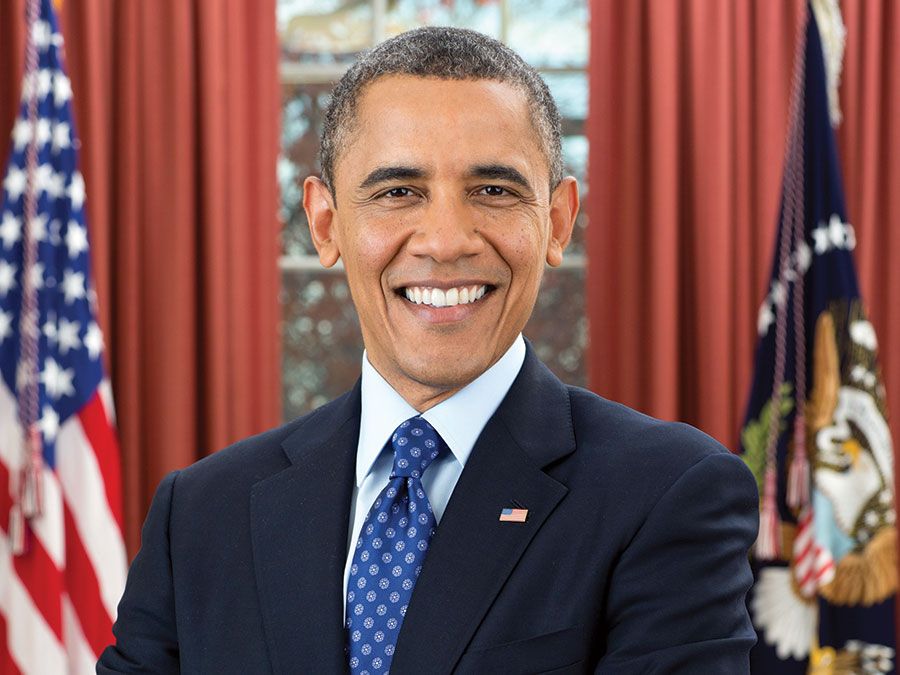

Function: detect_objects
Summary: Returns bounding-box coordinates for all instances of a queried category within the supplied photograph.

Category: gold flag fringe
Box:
[819,526,897,606]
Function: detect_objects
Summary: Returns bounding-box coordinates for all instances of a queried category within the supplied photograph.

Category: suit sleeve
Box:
[596,452,759,674]
[97,471,181,674]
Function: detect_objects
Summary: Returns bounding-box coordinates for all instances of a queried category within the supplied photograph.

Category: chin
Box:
[401,352,491,393]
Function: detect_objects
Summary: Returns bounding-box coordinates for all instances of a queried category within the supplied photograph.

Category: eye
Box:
[379,187,415,199]
[473,185,520,202]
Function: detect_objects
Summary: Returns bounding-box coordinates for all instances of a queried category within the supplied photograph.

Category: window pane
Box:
[279,1,374,64]
[562,136,587,188]
[526,267,587,387]
[280,82,331,257]
[384,0,502,39]
[282,270,364,419]
[506,0,588,68]
[562,135,588,256]
[543,71,587,122]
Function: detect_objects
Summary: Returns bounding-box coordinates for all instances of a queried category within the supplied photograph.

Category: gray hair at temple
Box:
[318,26,564,197]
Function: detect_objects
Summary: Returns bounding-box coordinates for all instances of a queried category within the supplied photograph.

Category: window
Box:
[278,0,588,418]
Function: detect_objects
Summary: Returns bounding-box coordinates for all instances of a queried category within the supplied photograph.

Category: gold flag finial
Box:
[810,0,847,128]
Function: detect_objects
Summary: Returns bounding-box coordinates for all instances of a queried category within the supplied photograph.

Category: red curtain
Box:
[587,0,900,457]
[0,0,283,555]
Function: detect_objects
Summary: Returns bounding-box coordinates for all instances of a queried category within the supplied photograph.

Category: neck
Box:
[362,336,523,413]
[364,357,472,413]
[402,383,462,413]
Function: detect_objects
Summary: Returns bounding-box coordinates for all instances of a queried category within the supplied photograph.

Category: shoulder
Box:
[172,387,358,497]
[561,384,754,508]
[567,384,729,463]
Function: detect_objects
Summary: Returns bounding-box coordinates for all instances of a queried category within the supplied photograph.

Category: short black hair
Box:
[319,26,563,195]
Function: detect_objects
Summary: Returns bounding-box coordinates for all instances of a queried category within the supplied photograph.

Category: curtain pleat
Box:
[0,0,282,556]
[587,0,899,462]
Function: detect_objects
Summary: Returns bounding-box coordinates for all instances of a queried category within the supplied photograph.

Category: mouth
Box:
[397,284,493,308]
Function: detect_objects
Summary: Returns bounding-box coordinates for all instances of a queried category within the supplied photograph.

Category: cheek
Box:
[346,217,408,280]
[481,215,549,278]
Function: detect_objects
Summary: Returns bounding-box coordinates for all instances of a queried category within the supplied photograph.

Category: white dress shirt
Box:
[342,334,526,616]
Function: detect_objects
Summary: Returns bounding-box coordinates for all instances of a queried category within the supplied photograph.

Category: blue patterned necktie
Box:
[346,416,445,675]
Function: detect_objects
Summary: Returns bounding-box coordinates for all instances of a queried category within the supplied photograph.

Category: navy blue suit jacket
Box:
[98,348,758,674]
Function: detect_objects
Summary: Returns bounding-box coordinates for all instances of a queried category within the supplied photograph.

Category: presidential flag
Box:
[0,0,127,671]
[739,3,896,672]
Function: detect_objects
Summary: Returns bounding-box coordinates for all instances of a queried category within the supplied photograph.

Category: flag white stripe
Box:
[56,416,127,621]
[98,378,116,426]
[62,593,99,675]
[0,383,65,569]
[0,535,68,675]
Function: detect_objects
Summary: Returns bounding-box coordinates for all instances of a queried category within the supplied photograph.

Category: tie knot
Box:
[390,416,443,479]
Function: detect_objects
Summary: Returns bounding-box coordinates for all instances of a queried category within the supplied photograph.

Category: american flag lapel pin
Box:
[499,506,529,523]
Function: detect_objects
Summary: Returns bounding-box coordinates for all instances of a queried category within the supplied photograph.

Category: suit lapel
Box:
[391,348,575,675]
[250,385,360,675]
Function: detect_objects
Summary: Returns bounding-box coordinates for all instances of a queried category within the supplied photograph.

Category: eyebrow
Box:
[358,166,427,190]
[467,164,532,191]
[355,163,534,192]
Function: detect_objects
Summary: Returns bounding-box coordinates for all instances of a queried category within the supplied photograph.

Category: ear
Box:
[303,176,341,267]
[546,176,579,267]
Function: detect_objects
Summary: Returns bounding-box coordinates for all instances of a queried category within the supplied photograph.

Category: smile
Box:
[402,284,488,308]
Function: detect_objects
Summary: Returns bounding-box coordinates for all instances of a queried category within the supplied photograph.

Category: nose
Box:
[406,194,484,262]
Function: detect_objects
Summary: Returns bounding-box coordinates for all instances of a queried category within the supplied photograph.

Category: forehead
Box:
[336,75,546,182]
[356,74,529,118]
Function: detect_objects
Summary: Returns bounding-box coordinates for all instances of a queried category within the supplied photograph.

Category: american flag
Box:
[0,0,127,672]
[498,508,528,523]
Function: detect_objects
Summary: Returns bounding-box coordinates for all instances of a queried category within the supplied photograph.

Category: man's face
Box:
[305,75,578,409]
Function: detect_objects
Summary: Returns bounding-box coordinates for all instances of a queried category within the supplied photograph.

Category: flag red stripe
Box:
[813,560,835,581]
[77,391,124,530]
[798,566,815,587]
[798,558,835,588]
[0,606,23,675]
[2,454,116,658]
[1,458,64,643]
[794,538,814,563]
[0,456,11,532]
[63,502,115,655]
[9,533,65,643]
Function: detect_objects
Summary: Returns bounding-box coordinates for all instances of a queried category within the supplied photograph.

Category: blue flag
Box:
[740,6,896,672]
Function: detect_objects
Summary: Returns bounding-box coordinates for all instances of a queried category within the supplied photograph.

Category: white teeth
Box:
[402,284,488,308]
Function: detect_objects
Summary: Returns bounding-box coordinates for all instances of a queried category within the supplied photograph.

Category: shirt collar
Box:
[356,334,526,487]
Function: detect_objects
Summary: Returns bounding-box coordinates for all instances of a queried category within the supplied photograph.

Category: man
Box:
[99,27,758,674]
